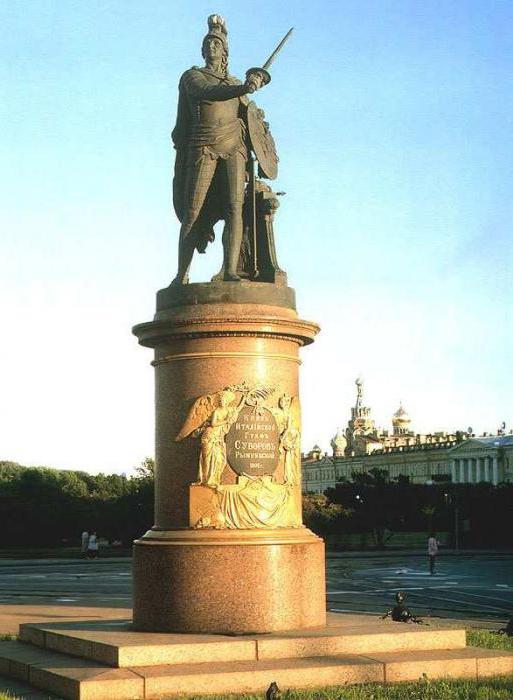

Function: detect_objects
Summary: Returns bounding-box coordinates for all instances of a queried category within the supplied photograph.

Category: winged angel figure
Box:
[175,383,275,486]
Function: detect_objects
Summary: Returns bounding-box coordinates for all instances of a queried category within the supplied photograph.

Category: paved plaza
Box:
[0,552,511,623]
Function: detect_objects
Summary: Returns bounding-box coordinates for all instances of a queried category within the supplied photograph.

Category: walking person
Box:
[87,532,99,559]
[428,532,439,575]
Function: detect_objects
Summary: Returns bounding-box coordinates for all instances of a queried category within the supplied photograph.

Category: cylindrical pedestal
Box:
[133,529,325,634]
[132,281,325,633]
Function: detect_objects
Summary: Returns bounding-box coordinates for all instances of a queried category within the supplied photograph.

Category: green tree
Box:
[134,457,155,480]
[326,469,407,549]
[421,504,436,532]
[302,493,353,538]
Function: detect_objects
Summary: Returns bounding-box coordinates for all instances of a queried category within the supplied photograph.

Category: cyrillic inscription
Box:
[226,406,280,477]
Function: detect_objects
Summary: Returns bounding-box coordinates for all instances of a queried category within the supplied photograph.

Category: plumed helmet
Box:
[202,14,229,54]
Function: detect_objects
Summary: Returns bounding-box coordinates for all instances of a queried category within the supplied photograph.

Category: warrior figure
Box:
[171,14,268,284]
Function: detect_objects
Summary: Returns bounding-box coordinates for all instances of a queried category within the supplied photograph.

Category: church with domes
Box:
[302,377,512,492]
[339,377,445,458]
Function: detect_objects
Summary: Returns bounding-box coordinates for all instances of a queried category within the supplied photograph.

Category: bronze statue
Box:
[382,591,426,624]
[171,15,289,285]
[497,616,513,637]
[266,681,281,699]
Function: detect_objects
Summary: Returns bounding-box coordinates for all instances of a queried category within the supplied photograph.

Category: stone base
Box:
[132,528,326,634]
[3,613,513,699]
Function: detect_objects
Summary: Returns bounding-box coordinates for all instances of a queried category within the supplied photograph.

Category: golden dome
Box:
[392,403,411,425]
[330,428,347,457]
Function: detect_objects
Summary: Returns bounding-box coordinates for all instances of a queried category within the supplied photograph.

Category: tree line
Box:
[0,459,154,548]
[303,468,513,549]
[1,461,511,550]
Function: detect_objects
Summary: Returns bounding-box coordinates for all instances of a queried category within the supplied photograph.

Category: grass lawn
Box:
[4,681,512,700]
[186,677,513,699]
[467,629,513,651]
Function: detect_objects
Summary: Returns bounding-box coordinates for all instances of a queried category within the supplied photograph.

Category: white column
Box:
[484,457,490,482]
[451,460,456,483]
[492,456,499,485]
[468,458,475,483]
[459,459,465,483]
[476,457,482,482]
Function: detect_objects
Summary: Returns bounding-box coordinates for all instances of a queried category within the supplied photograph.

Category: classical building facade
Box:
[448,435,513,485]
[302,378,513,493]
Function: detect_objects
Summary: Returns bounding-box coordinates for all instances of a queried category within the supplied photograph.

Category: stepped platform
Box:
[0,613,512,699]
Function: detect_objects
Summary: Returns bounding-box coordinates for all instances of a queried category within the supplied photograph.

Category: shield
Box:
[246,101,279,180]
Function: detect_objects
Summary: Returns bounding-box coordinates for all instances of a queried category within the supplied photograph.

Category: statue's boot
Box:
[224,270,241,281]
[170,273,190,286]
[211,266,225,282]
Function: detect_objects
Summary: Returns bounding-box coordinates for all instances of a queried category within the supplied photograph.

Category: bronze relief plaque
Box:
[226,405,280,477]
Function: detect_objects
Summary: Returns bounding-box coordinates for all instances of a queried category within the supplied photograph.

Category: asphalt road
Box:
[327,552,513,621]
[0,553,511,621]
[0,559,132,608]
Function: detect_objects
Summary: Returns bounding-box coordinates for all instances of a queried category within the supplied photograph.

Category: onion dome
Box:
[330,428,347,457]
[392,403,411,426]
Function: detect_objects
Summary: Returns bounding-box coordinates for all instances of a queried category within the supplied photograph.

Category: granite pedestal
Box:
[131,282,325,634]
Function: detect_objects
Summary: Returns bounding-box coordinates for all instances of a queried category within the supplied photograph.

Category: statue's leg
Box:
[172,151,217,285]
[222,152,246,281]
[173,235,195,286]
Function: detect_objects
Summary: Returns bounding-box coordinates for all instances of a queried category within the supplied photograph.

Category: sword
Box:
[246,27,294,88]
[246,28,292,278]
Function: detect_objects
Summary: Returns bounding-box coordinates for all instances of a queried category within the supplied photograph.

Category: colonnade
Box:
[450,455,499,485]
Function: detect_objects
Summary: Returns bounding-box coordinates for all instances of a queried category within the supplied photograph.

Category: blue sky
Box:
[1,1,512,472]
